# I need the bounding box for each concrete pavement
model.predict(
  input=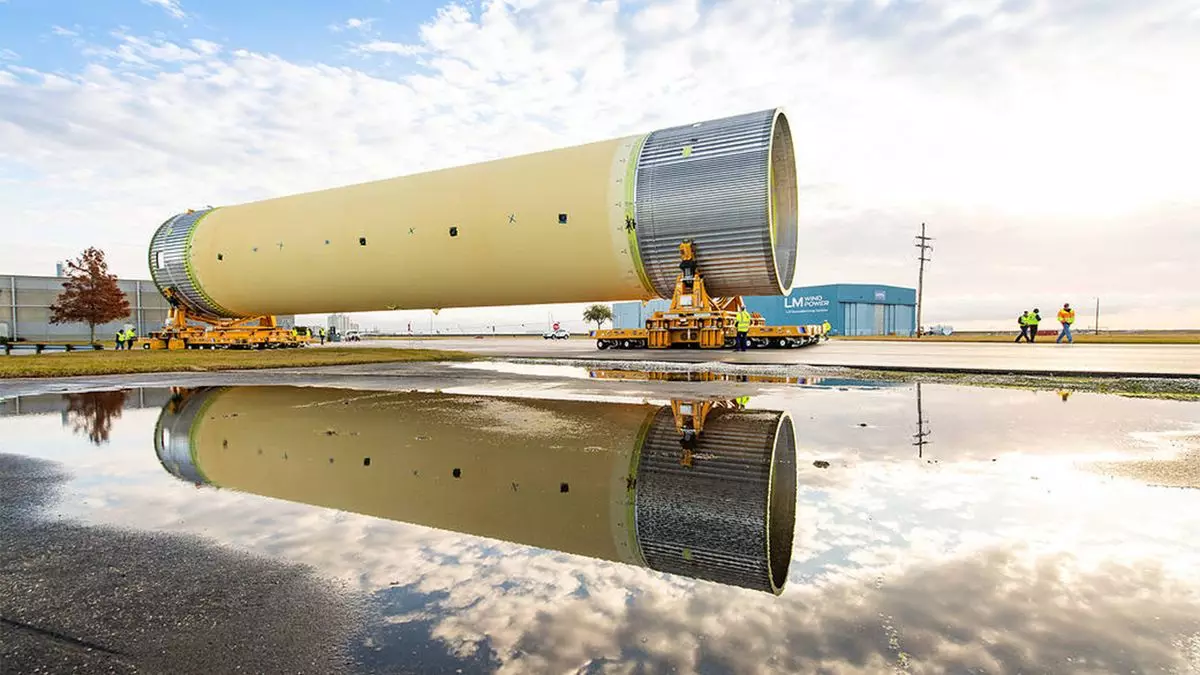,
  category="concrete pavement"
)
[335,338,1200,377]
